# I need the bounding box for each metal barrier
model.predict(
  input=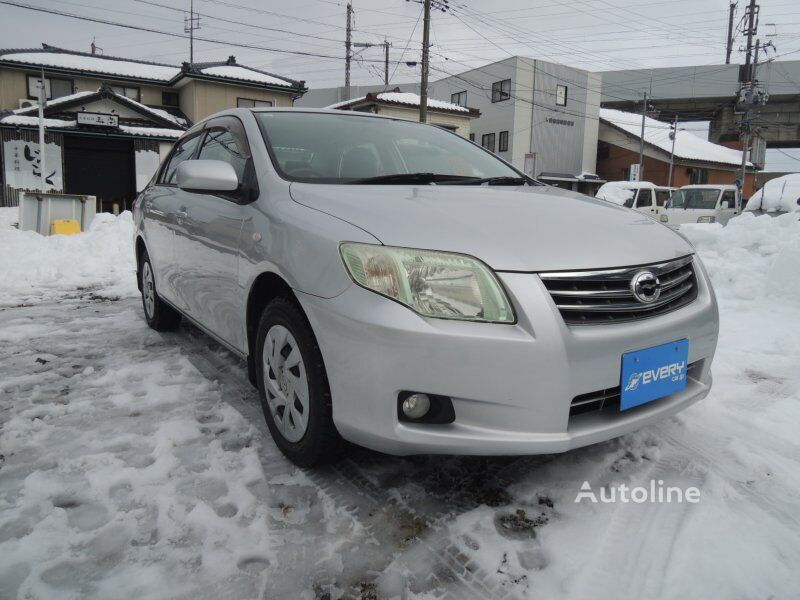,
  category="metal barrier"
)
[18,192,97,235]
